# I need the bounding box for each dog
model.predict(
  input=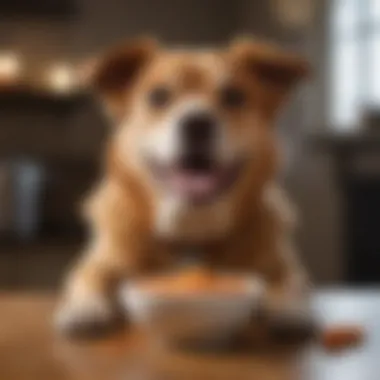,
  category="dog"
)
[56,37,313,341]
